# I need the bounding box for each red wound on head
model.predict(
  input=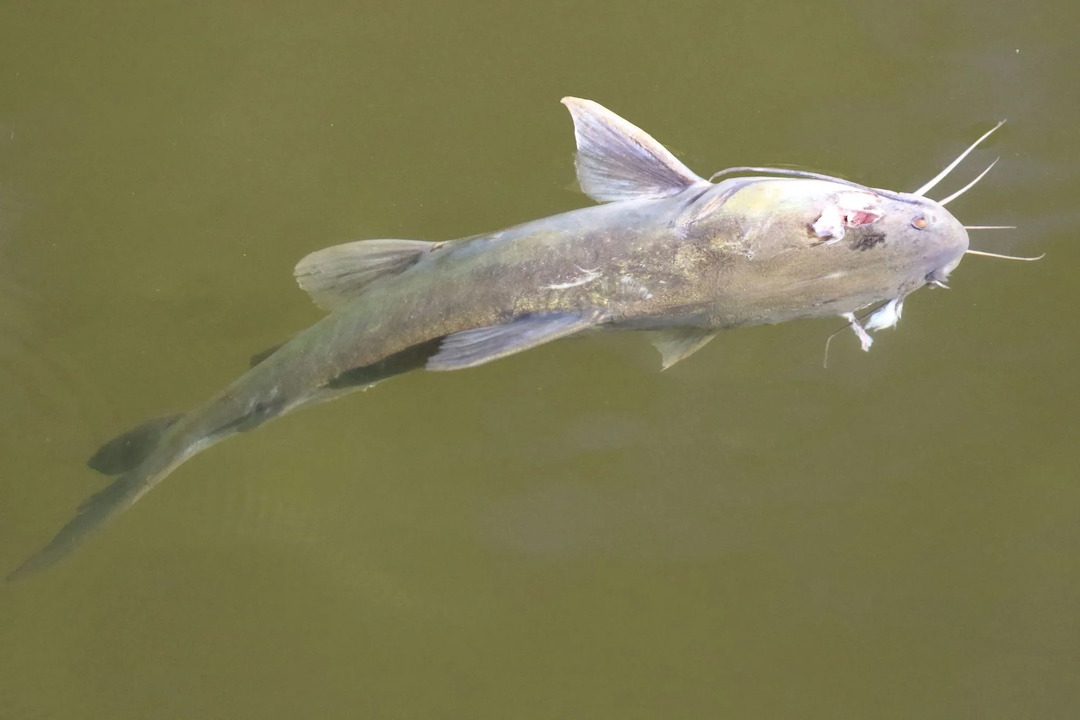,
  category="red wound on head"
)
[812,192,884,241]
[844,210,882,226]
